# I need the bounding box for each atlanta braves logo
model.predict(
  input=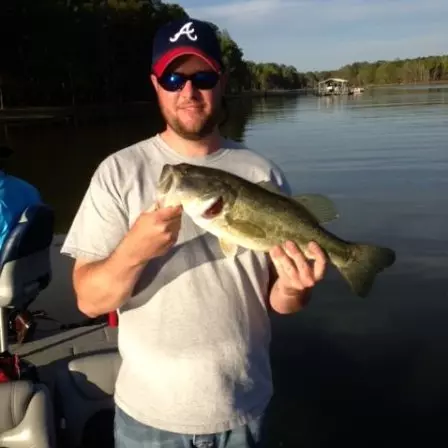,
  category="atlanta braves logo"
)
[169,22,198,42]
